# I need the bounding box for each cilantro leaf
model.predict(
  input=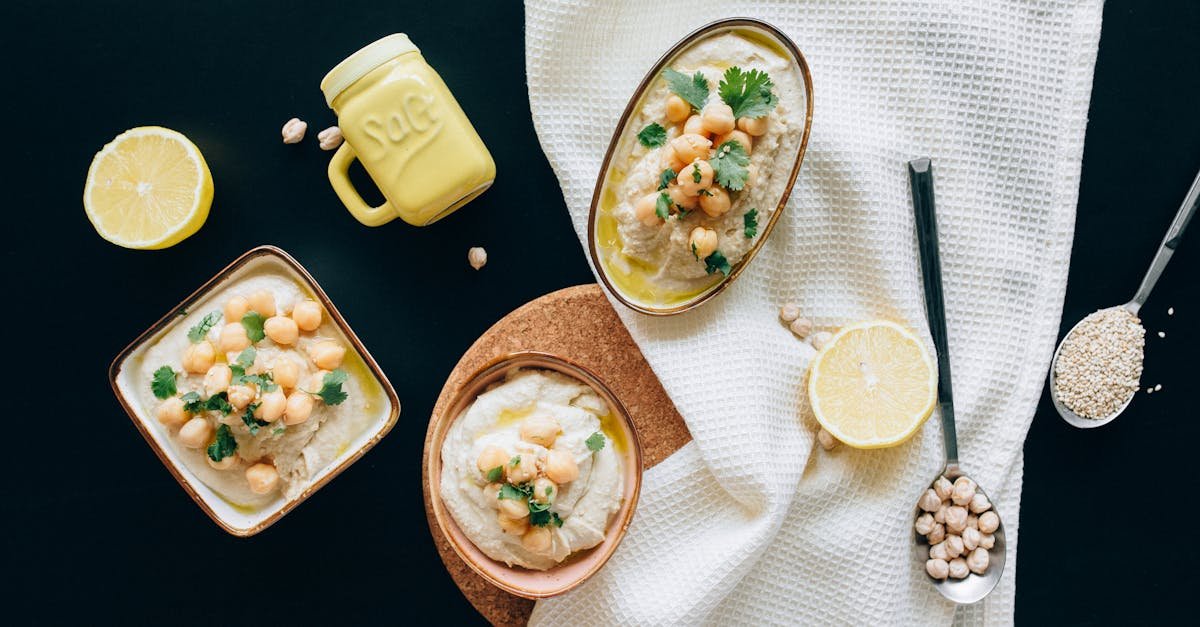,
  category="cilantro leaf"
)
[232,367,278,392]
[691,162,703,183]
[181,391,202,412]
[743,208,759,238]
[241,311,266,343]
[485,466,504,483]
[531,509,564,528]
[585,431,606,452]
[637,122,667,148]
[528,499,552,513]
[655,192,672,220]
[499,483,528,500]
[187,311,221,343]
[704,250,732,276]
[272,426,286,436]
[658,167,677,191]
[662,68,709,111]
[234,347,256,370]
[151,366,177,399]
[509,455,521,467]
[313,368,349,405]
[206,424,237,462]
[183,391,232,415]
[710,141,751,191]
[241,403,268,435]
[718,67,777,119]
[691,242,699,260]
